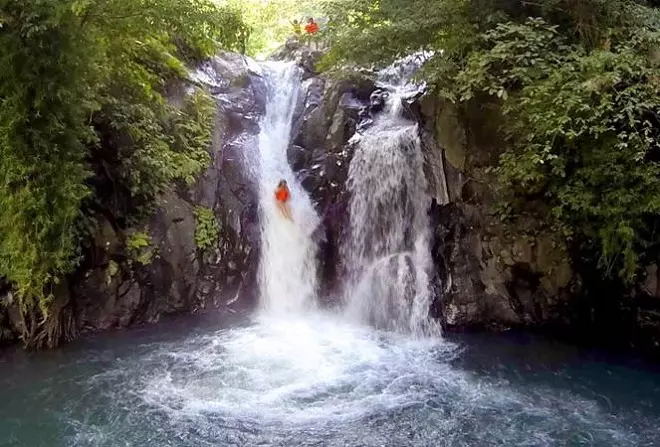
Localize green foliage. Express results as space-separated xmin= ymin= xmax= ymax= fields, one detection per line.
xmin=112 ymin=89 xmax=216 ymax=221
xmin=456 ymin=15 xmax=660 ymax=281
xmin=126 ymin=231 xmax=154 ymax=265
xmin=230 ymin=0 xmax=322 ymax=58
xmin=0 ymin=0 xmax=96 ymax=308
xmin=194 ymin=206 xmax=220 ymax=252
xmin=320 ymin=0 xmax=449 ymax=68
xmin=323 ymin=0 xmax=660 ymax=282
xmin=0 ymin=0 xmax=246 ymax=339
xmin=171 ymin=91 xmax=216 ymax=186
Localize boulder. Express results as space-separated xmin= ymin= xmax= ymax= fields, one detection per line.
xmin=71 ymin=52 xmax=267 ymax=335
xmin=285 ymin=68 xmax=376 ymax=298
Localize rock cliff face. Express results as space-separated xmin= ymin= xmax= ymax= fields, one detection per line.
xmin=420 ymin=97 xmax=579 ymax=332
xmin=0 ymin=52 xmax=267 ymax=344
xmin=72 ymin=53 xmax=267 ymax=333
xmin=421 ymin=96 xmax=660 ymax=355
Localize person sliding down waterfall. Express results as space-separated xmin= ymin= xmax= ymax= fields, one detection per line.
xmin=274 ymin=180 xmax=293 ymax=221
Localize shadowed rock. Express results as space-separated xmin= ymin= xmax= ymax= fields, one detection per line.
xmin=71 ymin=53 xmax=268 ymax=334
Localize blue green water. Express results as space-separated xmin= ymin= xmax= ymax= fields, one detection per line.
xmin=1 ymin=312 xmax=659 ymax=447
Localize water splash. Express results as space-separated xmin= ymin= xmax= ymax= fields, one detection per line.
xmin=376 ymin=51 xmax=434 ymax=95
xmin=256 ymin=62 xmax=321 ymax=316
xmin=47 ymin=317 xmax=652 ymax=447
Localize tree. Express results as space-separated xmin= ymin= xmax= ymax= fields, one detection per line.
xmin=321 ymin=0 xmax=660 ymax=282
xmin=230 ymin=0 xmax=321 ymax=58
xmin=0 ymin=0 xmax=248 ymax=346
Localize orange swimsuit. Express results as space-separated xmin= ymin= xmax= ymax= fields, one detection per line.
xmin=275 ymin=186 xmax=290 ymax=202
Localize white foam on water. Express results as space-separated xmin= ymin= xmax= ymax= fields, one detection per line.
xmin=139 ymin=314 xmax=460 ymax=426
xmin=96 ymin=314 xmax=639 ymax=447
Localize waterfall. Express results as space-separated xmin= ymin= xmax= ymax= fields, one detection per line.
xmin=254 ymin=56 xmax=437 ymax=334
xmin=343 ymin=65 xmax=439 ymax=336
xmin=257 ymin=62 xmax=320 ymax=315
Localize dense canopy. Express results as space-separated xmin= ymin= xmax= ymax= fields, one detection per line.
xmin=321 ymin=0 xmax=660 ymax=281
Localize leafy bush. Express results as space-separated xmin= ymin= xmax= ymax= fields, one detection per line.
xmin=126 ymin=231 xmax=154 ymax=266
xmin=0 ymin=0 xmax=97 ymax=312
xmin=0 ymin=0 xmax=247 ymax=344
xmin=457 ymin=17 xmax=660 ymax=280
xmin=322 ymin=0 xmax=660 ymax=281
xmin=194 ymin=206 xmax=220 ymax=252
xmin=109 ymin=88 xmax=216 ymax=223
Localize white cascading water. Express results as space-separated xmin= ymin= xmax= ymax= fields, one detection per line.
xmin=343 ymin=67 xmax=439 ymax=336
xmin=256 ymin=62 xmax=320 ymax=315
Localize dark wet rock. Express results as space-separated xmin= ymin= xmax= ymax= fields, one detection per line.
xmin=74 ymin=268 xmax=133 ymax=331
xmin=430 ymin=203 xmax=576 ymax=331
xmin=284 ymin=67 xmax=376 ymax=299
xmin=67 ymin=52 xmax=266 ymax=336
xmin=147 ymin=191 xmax=200 ymax=312
xmin=421 ymin=94 xmax=660 ymax=359
xmin=400 ymin=92 xmax=424 ymax=122
xmin=289 ymin=75 xmax=374 ymax=210
xmin=270 ymin=39 xmax=324 ymax=79
xmin=369 ymin=89 xmax=387 ymax=113
xmin=292 ymin=78 xmax=327 ymax=150
xmin=287 ymin=144 xmax=310 ymax=173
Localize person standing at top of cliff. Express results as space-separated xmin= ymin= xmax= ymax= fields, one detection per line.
xmin=291 ymin=19 xmax=302 ymax=37
xmin=304 ymin=17 xmax=320 ymax=49
xmin=274 ymin=179 xmax=293 ymax=221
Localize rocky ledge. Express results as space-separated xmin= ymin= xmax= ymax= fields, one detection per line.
xmin=1 ymin=52 xmax=267 ymax=344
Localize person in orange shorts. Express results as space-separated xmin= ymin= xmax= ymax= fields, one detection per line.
xmin=304 ymin=17 xmax=320 ymax=49
xmin=274 ymin=179 xmax=293 ymax=221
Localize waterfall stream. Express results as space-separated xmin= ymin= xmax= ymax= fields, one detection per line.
xmin=257 ymin=62 xmax=320 ymax=315
xmin=255 ymin=56 xmax=439 ymax=336
xmin=343 ymin=90 xmax=437 ymax=335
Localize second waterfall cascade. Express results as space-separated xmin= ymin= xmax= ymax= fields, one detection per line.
xmin=342 ymin=63 xmax=439 ymax=336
